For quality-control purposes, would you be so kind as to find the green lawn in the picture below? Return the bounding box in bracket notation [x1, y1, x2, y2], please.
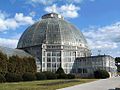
[0, 79, 97, 90]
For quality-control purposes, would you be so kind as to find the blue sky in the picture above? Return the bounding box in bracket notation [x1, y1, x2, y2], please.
[0, 0, 120, 57]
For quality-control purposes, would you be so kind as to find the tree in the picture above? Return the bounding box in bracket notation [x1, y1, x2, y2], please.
[94, 69, 110, 79]
[0, 74, 6, 83]
[0, 52, 8, 76]
[56, 67, 65, 74]
[8, 56, 37, 75]
[115, 57, 120, 72]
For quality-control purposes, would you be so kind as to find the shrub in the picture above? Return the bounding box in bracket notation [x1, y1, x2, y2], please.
[22, 72, 36, 81]
[67, 74, 75, 79]
[35, 72, 46, 80]
[56, 67, 65, 74]
[5, 73, 22, 82]
[56, 73, 67, 79]
[0, 52, 8, 76]
[8, 56, 36, 75]
[43, 71, 57, 79]
[94, 69, 110, 79]
[0, 74, 6, 83]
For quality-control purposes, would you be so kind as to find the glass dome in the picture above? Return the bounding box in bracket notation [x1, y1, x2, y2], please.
[17, 13, 88, 49]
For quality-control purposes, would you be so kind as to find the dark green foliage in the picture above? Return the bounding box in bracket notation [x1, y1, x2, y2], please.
[56, 67, 65, 74]
[22, 57, 37, 73]
[0, 74, 6, 83]
[43, 71, 57, 79]
[0, 51, 36, 77]
[35, 72, 46, 80]
[56, 67, 68, 79]
[5, 73, 22, 82]
[115, 57, 120, 72]
[115, 57, 120, 63]
[0, 52, 8, 76]
[94, 69, 110, 79]
[22, 72, 36, 81]
[56, 73, 67, 79]
[8, 56, 36, 75]
[67, 74, 75, 79]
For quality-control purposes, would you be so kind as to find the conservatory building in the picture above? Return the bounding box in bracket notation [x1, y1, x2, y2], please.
[17, 13, 91, 74]
[0, 12, 114, 77]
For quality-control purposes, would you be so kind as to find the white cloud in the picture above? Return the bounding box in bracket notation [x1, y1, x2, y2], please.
[0, 11, 35, 32]
[44, 4, 80, 18]
[82, 22, 120, 56]
[0, 38, 18, 48]
[83, 22, 120, 49]
[15, 13, 34, 25]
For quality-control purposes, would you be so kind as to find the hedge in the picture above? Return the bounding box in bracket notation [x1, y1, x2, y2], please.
[67, 74, 75, 79]
[5, 73, 22, 82]
[94, 69, 110, 79]
[0, 51, 36, 75]
[36, 72, 46, 80]
[22, 72, 36, 81]
[43, 71, 57, 79]
[0, 74, 6, 83]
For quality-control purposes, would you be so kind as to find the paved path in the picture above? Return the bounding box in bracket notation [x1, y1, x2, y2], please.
[58, 77, 120, 90]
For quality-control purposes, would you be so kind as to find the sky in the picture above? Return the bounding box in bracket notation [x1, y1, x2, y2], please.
[0, 0, 120, 57]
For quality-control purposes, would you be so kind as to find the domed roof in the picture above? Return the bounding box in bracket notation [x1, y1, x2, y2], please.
[17, 13, 88, 48]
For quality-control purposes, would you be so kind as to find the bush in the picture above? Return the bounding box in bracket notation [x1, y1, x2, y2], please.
[5, 73, 22, 82]
[56, 67, 65, 74]
[22, 72, 36, 81]
[43, 71, 57, 79]
[67, 74, 75, 79]
[94, 69, 110, 79]
[0, 52, 8, 76]
[56, 73, 67, 79]
[35, 72, 46, 80]
[0, 74, 6, 83]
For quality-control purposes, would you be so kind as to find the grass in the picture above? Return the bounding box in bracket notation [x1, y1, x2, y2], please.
[0, 79, 97, 90]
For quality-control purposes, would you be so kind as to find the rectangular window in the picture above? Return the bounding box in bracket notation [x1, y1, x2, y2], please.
[43, 51, 46, 56]
[78, 68, 82, 73]
[57, 52, 61, 56]
[47, 58, 51, 62]
[57, 58, 60, 62]
[83, 68, 87, 73]
[47, 63, 51, 67]
[52, 63, 56, 67]
[57, 63, 60, 67]
[47, 52, 51, 56]
[43, 58, 45, 62]
[52, 57, 56, 62]
[52, 52, 56, 56]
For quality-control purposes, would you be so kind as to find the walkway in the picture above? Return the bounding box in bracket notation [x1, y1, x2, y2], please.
[58, 77, 120, 90]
